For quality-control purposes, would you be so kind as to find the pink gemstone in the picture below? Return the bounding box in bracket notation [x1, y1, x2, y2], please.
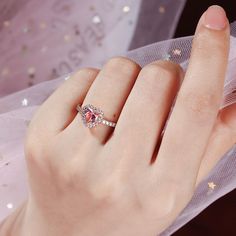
[85, 109, 99, 124]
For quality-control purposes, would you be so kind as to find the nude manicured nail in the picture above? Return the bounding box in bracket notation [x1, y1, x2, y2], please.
[204, 5, 227, 30]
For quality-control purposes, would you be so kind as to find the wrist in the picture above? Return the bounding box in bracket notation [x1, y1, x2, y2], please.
[0, 200, 27, 236]
[18, 199, 79, 236]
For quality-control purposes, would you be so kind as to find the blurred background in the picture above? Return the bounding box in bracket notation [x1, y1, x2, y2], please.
[0, 0, 235, 235]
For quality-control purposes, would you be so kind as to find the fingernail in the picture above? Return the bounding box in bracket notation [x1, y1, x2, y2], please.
[204, 5, 227, 30]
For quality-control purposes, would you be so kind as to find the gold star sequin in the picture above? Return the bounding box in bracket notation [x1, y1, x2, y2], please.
[208, 182, 216, 190]
[159, 6, 166, 13]
[28, 67, 35, 75]
[172, 49, 182, 56]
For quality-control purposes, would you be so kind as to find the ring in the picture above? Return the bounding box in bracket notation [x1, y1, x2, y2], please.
[76, 104, 116, 129]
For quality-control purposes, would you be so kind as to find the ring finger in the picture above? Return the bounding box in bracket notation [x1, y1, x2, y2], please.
[110, 60, 184, 165]
[64, 56, 141, 144]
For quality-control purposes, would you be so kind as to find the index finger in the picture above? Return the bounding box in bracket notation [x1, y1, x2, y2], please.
[152, 6, 230, 190]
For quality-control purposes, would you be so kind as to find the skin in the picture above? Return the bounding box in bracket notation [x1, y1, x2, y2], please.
[1, 6, 236, 236]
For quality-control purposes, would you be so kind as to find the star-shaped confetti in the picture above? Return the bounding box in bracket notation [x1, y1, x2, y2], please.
[208, 182, 216, 190]
[172, 49, 182, 56]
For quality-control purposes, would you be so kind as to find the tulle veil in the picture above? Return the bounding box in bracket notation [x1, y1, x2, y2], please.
[0, 0, 235, 235]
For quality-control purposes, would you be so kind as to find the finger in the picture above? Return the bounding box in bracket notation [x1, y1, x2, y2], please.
[196, 103, 236, 186]
[28, 68, 99, 138]
[111, 60, 183, 165]
[65, 56, 141, 145]
[152, 6, 230, 190]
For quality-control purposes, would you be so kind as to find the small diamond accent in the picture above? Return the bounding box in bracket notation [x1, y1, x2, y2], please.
[77, 104, 116, 128]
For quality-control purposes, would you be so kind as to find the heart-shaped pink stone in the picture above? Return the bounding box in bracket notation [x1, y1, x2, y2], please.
[85, 107, 99, 124]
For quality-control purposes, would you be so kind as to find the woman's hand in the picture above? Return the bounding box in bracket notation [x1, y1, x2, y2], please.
[2, 5, 235, 236]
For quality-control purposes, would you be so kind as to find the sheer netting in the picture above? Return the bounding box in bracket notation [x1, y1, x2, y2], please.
[0, 0, 236, 235]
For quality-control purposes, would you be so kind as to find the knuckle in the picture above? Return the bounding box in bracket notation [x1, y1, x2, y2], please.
[151, 60, 183, 75]
[178, 89, 219, 121]
[142, 60, 183, 82]
[147, 184, 178, 218]
[63, 162, 118, 205]
[137, 61, 182, 102]
[24, 135, 45, 165]
[149, 173, 192, 218]
[94, 182, 119, 205]
[70, 67, 99, 84]
[76, 67, 99, 76]
[24, 126, 54, 167]
[63, 165, 86, 189]
[105, 56, 141, 76]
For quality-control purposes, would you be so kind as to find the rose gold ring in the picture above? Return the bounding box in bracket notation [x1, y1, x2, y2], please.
[76, 104, 116, 129]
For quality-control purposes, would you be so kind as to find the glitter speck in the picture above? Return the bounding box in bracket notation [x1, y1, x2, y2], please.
[164, 54, 171, 61]
[92, 15, 101, 24]
[22, 98, 28, 106]
[64, 75, 70, 80]
[1, 68, 10, 76]
[208, 182, 216, 190]
[28, 67, 36, 75]
[7, 203, 13, 209]
[64, 34, 71, 42]
[123, 6, 130, 13]
[159, 6, 166, 13]
[39, 22, 47, 29]
[3, 21, 11, 27]
[172, 49, 182, 56]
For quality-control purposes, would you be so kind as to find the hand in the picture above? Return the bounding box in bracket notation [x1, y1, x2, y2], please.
[2, 5, 235, 236]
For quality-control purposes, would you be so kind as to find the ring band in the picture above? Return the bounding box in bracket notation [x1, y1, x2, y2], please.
[76, 104, 116, 128]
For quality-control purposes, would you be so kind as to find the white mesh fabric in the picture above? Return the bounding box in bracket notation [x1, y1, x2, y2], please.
[0, 1, 235, 235]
